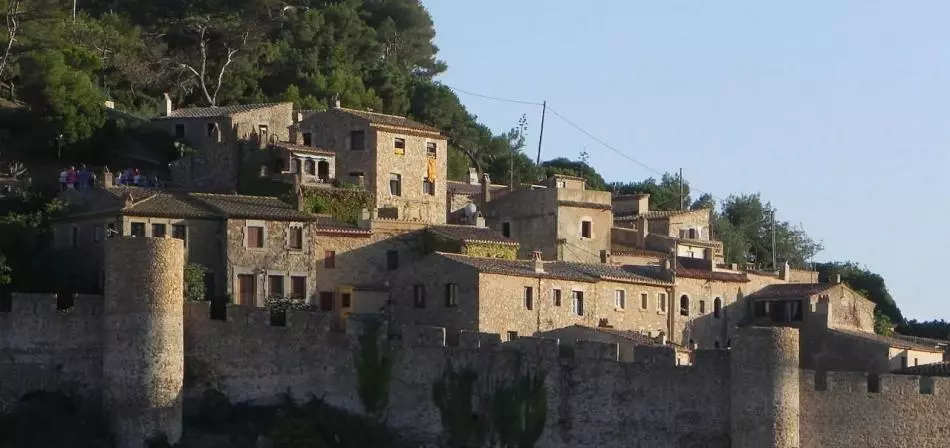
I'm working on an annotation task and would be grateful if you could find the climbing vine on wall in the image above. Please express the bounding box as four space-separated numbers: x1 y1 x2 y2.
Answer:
433 366 489 448
492 371 548 448
303 186 371 225
355 317 393 421
183 263 207 302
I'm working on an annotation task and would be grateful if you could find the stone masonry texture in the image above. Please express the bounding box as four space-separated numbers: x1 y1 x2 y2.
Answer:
103 237 185 447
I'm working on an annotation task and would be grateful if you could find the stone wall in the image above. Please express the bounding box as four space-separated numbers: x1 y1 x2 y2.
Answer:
826 284 875 333
800 370 950 447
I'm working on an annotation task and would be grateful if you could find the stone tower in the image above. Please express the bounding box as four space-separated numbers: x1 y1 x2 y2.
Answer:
730 326 800 448
102 237 185 447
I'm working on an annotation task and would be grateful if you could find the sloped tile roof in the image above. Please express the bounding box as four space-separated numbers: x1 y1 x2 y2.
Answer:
676 267 749 283
893 362 950 376
615 209 707 221
429 225 518 246
125 193 219 219
610 245 666 258
746 283 835 299
191 193 315 221
438 253 672 286
891 333 950 347
831 328 944 352
271 142 336 156
153 103 286 119
577 325 688 350
334 107 441 133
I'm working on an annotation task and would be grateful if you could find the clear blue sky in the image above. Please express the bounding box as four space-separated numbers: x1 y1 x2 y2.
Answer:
424 1 950 322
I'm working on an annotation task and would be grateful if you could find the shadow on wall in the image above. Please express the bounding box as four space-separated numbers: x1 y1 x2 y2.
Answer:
680 290 746 350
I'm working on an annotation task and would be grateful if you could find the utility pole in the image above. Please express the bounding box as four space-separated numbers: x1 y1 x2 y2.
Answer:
771 210 777 271
535 101 546 166
679 168 684 210
72 0 77 22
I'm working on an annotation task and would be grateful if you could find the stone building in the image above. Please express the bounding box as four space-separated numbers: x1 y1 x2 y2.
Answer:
445 168 511 224
149 97 295 192
744 281 945 373
613 193 723 265
296 102 448 223
539 324 692 365
482 174 612 263
389 251 674 339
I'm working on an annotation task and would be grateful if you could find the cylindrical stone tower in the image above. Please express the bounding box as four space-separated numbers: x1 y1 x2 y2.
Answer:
103 236 184 447
730 326 800 448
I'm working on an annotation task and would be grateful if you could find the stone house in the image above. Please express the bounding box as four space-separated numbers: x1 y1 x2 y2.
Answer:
424 224 519 259
612 193 723 265
743 281 945 373
268 142 336 187
389 251 674 339
149 97 295 192
445 168 511 224
296 103 448 224
482 174 612 263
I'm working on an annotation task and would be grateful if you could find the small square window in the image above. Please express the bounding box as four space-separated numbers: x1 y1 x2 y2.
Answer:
615 290 625 309
640 293 649 310
350 130 365 150
290 276 306 299
174 124 185 139
130 222 146 238
423 178 435 196
152 223 166 238
341 293 352 308
581 220 592 238
324 250 336 269
552 289 562 307
268 275 284 298
289 227 303 250
572 291 584 316
445 283 458 307
524 287 534 310
172 224 187 245
426 142 437 156
658 293 667 313
247 226 264 248
699 300 706 314
302 132 312 146
394 138 406 155
414 285 426 308
507 331 518 341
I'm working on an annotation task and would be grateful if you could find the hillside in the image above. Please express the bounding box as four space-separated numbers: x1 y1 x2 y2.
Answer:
0 0 943 338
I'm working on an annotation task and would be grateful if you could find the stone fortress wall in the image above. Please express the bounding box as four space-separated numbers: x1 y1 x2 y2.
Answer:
2 238 950 447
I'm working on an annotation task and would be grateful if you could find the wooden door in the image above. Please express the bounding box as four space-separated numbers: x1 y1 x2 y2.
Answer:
237 274 256 307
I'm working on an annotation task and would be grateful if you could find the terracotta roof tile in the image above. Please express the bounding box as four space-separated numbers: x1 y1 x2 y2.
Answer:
271 142 336 156
614 209 708 221
894 361 950 376
746 283 835 299
191 193 316 221
675 267 749 283
124 193 219 219
577 325 688 350
334 107 441 133
610 245 666 258
429 225 518 246
439 253 672 286
152 103 288 119
831 328 944 352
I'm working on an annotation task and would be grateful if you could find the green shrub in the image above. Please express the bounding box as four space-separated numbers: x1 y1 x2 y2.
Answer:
184 263 207 302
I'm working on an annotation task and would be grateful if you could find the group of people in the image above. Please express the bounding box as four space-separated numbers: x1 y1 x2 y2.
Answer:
115 168 164 188
58 165 97 191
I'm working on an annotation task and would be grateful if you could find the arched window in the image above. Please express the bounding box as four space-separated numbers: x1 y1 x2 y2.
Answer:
680 295 689 316
714 297 722 318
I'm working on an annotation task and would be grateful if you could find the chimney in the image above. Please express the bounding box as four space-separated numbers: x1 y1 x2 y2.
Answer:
104 100 115 109
636 215 649 247
662 257 672 272
124 192 135 208
532 251 544 273
658 332 667 345
101 166 113 188
635 193 650 214
468 167 479 185
331 94 341 110
475 213 486 229
480 173 491 209
162 93 172 117
779 261 791 281
832 273 841 284
296 112 303 123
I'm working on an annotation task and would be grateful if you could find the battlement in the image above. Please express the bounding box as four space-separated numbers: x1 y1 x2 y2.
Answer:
0 293 104 317
803 369 950 396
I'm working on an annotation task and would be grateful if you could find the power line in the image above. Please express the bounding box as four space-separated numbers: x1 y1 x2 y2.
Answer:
446 85 545 107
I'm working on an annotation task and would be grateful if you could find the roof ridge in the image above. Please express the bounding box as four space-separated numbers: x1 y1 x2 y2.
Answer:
337 107 412 120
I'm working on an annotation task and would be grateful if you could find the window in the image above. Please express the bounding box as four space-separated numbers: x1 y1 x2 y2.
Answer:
130 222 146 237
350 130 365 150
426 142 437 156
615 290 626 309
172 224 187 246
423 178 435 196
394 138 406 155
319 292 334 311
688 228 697 239
507 331 519 341
445 283 458 307
94 225 103 243
502 222 511 238
641 293 649 310
714 298 722 318
258 125 269 143
152 223 167 238
324 251 336 269
552 289 562 307
290 276 306 299
289 227 303 250
206 122 216 137
572 291 584 316
268 275 284 298
237 274 256 307
174 124 185 138
247 226 265 248
581 220 592 238
680 295 690 316
524 287 534 310
658 293 667 313
414 285 426 308
304 159 316 175
915 358 919 366
302 132 312 146
341 293 352 308
389 173 402 196
699 300 706 314
387 250 399 270
901 356 908 369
